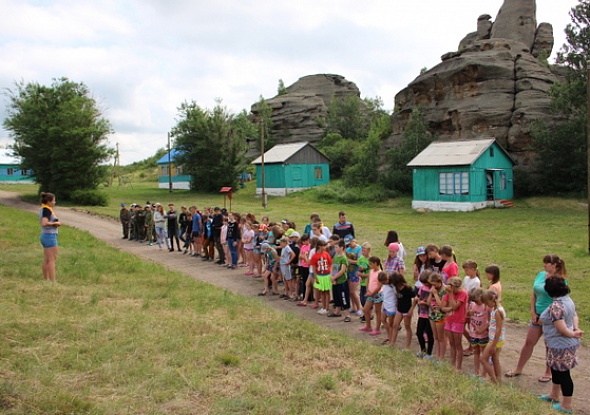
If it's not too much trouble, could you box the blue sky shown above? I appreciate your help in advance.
[0,0,575,165]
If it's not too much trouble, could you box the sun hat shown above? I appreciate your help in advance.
[388,242,400,251]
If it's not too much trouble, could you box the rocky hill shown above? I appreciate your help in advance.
[250,74,361,145]
[388,0,566,167]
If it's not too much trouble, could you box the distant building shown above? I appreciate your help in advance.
[0,153,34,184]
[407,138,515,212]
[156,149,191,190]
[251,142,330,196]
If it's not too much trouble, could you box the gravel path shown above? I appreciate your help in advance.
[1,190,588,413]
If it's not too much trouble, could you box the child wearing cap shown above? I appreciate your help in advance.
[258,243,279,296]
[385,243,405,276]
[278,237,296,300]
[413,246,428,289]
[346,238,362,314]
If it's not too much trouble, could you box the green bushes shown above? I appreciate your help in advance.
[69,189,109,206]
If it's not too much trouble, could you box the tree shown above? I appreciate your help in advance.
[251,95,275,151]
[530,0,590,194]
[277,79,288,96]
[380,108,434,194]
[325,95,369,141]
[3,77,113,200]
[171,100,248,192]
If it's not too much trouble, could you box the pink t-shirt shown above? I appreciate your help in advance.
[368,269,383,294]
[468,301,489,339]
[299,244,310,267]
[443,289,468,324]
[441,262,459,283]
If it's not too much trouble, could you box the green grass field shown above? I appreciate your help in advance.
[0,203,563,414]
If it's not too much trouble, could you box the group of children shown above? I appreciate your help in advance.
[120,205,507,381]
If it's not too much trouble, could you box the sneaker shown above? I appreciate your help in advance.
[148,243,153,246]
[317,308,328,315]
[360,316,366,322]
[356,310,363,317]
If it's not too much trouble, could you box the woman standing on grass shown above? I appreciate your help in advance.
[40,192,61,283]
[506,254,567,383]
[538,276,583,414]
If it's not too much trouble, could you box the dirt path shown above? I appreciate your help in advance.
[1,190,588,413]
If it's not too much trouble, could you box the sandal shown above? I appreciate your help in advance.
[296,302,307,307]
[327,313,343,317]
[257,292,267,296]
[504,371,521,378]
[343,317,351,322]
[538,376,552,383]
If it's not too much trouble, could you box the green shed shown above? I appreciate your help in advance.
[0,153,34,184]
[251,142,330,196]
[407,138,515,212]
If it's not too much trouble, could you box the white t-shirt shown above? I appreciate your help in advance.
[462,276,481,294]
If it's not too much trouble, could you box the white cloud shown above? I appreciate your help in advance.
[0,0,576,164]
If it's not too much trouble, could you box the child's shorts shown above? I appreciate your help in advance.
[366,292,383,303]
[280,264,292,281]
[470,337,490,347]
[383,307,396,317]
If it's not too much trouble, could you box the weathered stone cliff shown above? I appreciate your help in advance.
[388,0,565,167]
[250,74,361,144]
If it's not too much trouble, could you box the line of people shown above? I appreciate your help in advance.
[118,204,583,414]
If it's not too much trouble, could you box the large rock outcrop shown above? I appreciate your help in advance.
[389,0,564,167]
[251,74,360,144]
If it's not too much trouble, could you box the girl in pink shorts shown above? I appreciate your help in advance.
[441,277,469,372]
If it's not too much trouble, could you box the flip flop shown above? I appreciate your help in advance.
[538,376,552,383]
[538,395,559,403]
[553,403,573,414]
[504,371,521,378]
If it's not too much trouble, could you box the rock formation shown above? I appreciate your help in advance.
[389,0,564,167]
[251,74,361,145]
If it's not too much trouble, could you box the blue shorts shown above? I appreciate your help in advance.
[383,307,396,317]
[40,233,58,248]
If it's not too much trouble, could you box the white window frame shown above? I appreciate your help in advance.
[439,172,469,195]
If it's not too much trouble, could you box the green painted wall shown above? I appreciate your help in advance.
[255,163,329,189]
[412,143,514,202]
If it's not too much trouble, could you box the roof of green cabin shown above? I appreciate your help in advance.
[407,138,515,167]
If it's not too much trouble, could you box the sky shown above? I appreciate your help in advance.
[0,0,576,165]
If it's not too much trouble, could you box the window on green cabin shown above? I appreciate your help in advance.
[439,172,469,195]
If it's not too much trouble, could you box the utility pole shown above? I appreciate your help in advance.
[167,132,173,193]
[587,60,590,253]
[260,119,267,209]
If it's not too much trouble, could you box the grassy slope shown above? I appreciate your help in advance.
[0,204,554,414]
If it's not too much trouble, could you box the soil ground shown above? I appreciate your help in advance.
[1,190,589,414]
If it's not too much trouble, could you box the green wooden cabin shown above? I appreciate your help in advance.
[0,154,34,184]
[251,142,330,196]
[407,138,515,212]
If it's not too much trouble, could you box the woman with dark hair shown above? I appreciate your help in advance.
[538,276,582,414]
[383,230,405,258]
[506,254,568,382]
[39,192,61,282]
